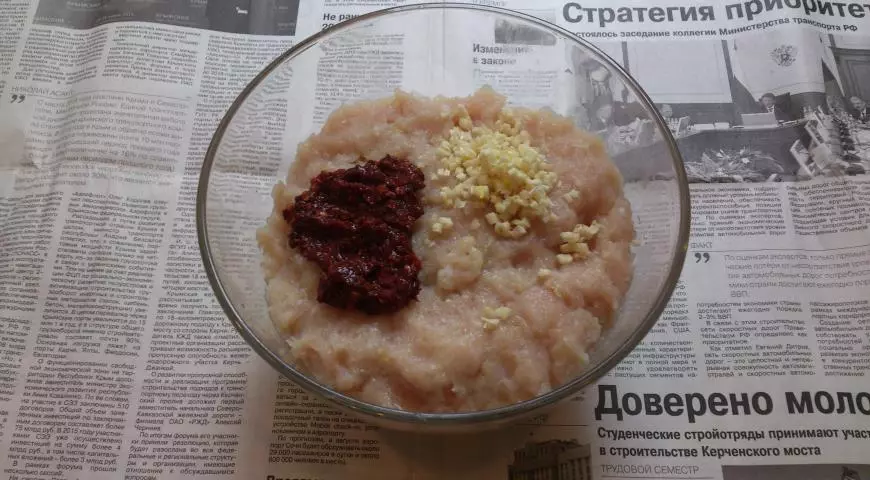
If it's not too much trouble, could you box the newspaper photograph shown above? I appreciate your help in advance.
[0,0,869,479]
[33,0,301,35]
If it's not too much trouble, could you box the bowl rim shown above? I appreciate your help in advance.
[197,2,691,427]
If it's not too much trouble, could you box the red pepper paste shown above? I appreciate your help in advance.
[284,156,425,315]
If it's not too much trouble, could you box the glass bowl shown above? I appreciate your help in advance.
[197,3,690,433]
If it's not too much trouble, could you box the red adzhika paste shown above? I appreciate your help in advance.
[284,156,425,315]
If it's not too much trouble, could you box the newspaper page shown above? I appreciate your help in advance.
[0,0,869,479]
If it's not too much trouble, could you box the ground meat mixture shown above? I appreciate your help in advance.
[283,155,425,314]
[258,89,635,412]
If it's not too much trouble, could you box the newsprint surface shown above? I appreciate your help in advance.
[1,0,870,479]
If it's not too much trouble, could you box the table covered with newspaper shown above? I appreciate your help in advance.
[1,0,870,479]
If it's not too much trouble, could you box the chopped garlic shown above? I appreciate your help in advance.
[430,216,453,235]
[560,231,580,243]
[482,305,512,330]
[512,218,531,228]
[459,116,473,131]
[537,268,552,279]
[562,189,580,202]
[574,221,601,240]
[435,107,557,238]
[556,221,600,265]
[493,306,512,319]
[556,253,574,265]
[482,317,500,331]
[572,243,591,259]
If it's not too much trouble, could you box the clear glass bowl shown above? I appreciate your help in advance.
[197,3,690,433]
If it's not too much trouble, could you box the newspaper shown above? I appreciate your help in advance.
[1,0,869,479]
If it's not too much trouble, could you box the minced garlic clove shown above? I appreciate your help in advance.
[560,231,580,243]
[481,305,512,330]
[511,225,527,237]
[493,306,512,319]
[556,221,600,264]
[572,243,591,259]
[482,317,500,331]
[556,254,574,265]
[459,116,473,131]
[494,222,511,236]
[562,189,580,202]
[430,216,454,236]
